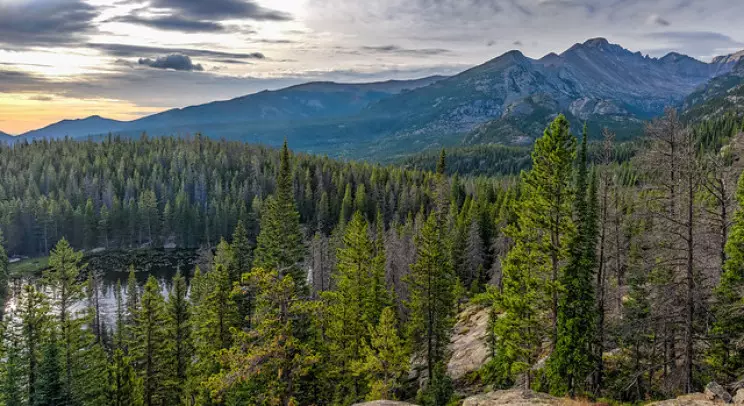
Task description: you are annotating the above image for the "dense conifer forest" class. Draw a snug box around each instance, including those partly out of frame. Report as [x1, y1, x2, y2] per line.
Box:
[1, 111, 744, 405]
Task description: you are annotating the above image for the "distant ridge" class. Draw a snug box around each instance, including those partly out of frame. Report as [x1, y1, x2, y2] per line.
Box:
[9, 38, 744, 159]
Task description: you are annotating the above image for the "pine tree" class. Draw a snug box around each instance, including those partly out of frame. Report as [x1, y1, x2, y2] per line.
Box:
[165, 270, 191, 405]
[210, 267, 318, 406]
[371, 210, 393, 324]
[231, 219, 253, 282]
[1, 323, 24, 406]
[0, 230, 8, 312]
[34, 330, 64, 406]
[355, 307, 409, 401]
[44, 238, 86, 403]
[547, 125, 598, 397]
[132, 276, 169, 406]
[491, 115, 577, 387]
[406, 211, 456, 387]
[710, 171, 744, 383]
[107, 349, 142, 406]
[19, 284, 50, 405]
[253, 140, 307, 289]
[324, 211, 377, 403]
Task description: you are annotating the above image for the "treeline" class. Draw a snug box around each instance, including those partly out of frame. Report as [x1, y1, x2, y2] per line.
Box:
[0, 135, 504, 257]
[400, 140, 639, 177]
[484, 111, 744, 401]
[0, 142, 507, 406]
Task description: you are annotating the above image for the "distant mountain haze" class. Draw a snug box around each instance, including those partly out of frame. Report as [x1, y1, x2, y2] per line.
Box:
[8, 38, 744, 159]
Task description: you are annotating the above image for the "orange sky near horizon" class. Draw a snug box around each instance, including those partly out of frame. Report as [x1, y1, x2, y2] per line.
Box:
[0, 93, 162, 135]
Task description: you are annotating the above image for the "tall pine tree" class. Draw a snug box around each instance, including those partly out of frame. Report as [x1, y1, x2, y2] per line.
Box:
[547, 125, 598, 397]
[253, 140, 307, 290]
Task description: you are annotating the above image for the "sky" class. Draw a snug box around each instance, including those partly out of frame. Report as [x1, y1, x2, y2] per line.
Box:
[1, 0, 743, 134]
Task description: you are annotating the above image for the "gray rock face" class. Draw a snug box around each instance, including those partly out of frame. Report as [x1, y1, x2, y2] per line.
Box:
[448, 306, 491, 381]
[462, 390, 562, 406]
[705, 382, 733, 403]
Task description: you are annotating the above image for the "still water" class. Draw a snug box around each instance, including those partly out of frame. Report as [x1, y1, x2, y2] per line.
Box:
[5, 249, 200, 327]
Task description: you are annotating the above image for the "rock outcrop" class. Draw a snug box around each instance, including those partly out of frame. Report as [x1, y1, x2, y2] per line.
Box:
[705, 382, 733, 403]
[733, 389, 744, 404]
[462, 390, 563, 406]
[448, 306, 491, 382]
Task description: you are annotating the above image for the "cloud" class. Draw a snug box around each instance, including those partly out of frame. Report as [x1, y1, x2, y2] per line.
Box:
[0, 0, 99, 47]
[138, 54, 205, 71]
[89, 43, 266, 60]
[126, 0, 292, 21]
[110, 15, 227, 32]
[646, 14, 671, 26]
[642, 31, 744, 59]
[360, 45, 452, 56]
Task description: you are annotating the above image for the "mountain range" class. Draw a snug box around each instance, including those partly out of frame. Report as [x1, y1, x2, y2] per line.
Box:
[4, 38, 744, 159]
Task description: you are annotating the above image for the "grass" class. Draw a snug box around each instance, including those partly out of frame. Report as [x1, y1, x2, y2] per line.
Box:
[8, 256, 50, 277]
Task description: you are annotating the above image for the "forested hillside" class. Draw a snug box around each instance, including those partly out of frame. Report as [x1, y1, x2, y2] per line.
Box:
[1, 112, 744, 405]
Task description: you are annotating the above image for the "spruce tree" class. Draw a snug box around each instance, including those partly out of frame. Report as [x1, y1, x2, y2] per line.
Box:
[253, 140, 307, 289]
[324, 211, 377, 403]
[547, 125, 598, 397]
[710, 171, 744, 383]
[0, 230, 8, 313]
[34, 331, 64, 406]
[1, 324, 24, 406]
[491, 115, 577, 387]
[407, 212, 456, 388]
[132, 276, 169, 406]
[165, 270, 191, 404]
[356, 307, 409, 401]
[44, 238, 86, 403]
[20, 284, 50, 405]
[211, 267, 318, 405]
[107, 349, 142, 406]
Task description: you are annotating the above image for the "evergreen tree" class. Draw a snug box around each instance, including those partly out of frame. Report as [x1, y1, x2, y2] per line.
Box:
[324, 211, 377, 403]
[491, 115, 577, 387]
[34, 331, 64, 406]
[107, 349, 142, 406]
[0, 230, 8, 312]
[231, 219, 253, 282]
[406, 212, 456, 388]
[1, 324, 24, 406]
[211, 267, 318, 405]
[355, 307, 409, 401]
[253, 140, 307, 289]
[19, 284, 50, 405]
[132, 276, 169, 406]
[44, 238, 86, 403]
[710, 171, 744, 383]
[547, 125, 598, 397]
[165, 270, 191, 405]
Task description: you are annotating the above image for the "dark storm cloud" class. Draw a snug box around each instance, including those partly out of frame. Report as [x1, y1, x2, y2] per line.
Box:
[89, 43, 266, 60]
[138, 54, 205, 71]
[0, 0, 99, 47]
[360, 45, 452, 56]
[110, 15, 226, 32]
[127, 0, 292, 21]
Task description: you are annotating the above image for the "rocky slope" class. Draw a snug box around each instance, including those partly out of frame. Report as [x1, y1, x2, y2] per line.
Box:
[362, 38, 740, 151]
[683, 60, 744, 122]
